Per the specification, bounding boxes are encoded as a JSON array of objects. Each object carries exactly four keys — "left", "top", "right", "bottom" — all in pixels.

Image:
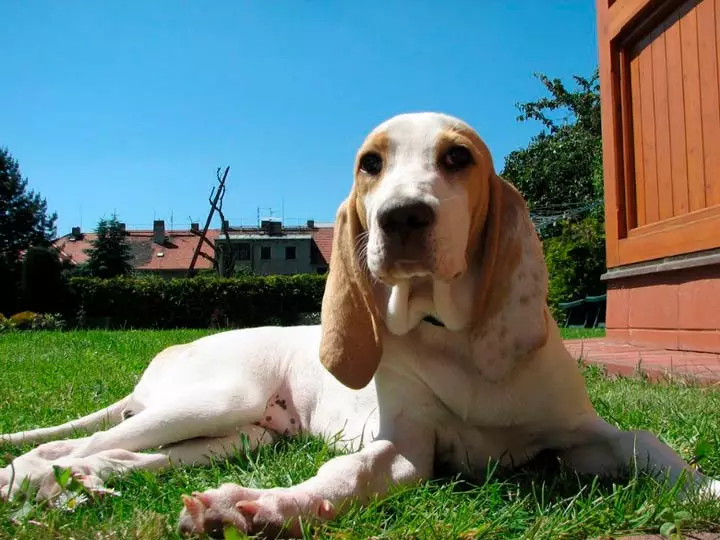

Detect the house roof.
[
  {"left": 311, "top": 227, "right": 333, "bottom": 265},
  {"left": 227, "top": 233, "right": 314, "bottom": 240},
  {"left": 53, "top": 229, "right": 220, "bottom": 272},
  {"left": 52, "top": 224, "right": 336, "bottom": 272}
]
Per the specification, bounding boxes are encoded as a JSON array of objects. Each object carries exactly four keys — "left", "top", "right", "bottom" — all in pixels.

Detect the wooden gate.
[{"left": 597, "top": 0, "right": 720, "bottom": 268}]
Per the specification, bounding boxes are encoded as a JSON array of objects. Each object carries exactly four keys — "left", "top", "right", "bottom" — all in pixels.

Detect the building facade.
[{"left": 596, "top": 0, "right": 720, "bottom": 352}]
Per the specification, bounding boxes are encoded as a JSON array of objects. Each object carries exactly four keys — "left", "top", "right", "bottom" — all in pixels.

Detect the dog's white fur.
[
  {"left": 0, "top": 326, "right": 378, "bottom": 502},
  {"left": 1, "top": 112, "right": 718, "bottom": 538}
]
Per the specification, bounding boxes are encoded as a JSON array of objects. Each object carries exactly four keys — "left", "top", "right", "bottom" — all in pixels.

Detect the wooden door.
[{"left": 597, "top": 0, "right": 720, "bottom": 268}]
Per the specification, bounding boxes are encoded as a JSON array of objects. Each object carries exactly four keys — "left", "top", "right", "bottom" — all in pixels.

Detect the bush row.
[{"left": 55, "top": 275, "right": 327, "bottom": 329}]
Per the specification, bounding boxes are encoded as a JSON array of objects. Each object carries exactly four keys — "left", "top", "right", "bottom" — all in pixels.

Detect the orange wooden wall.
[{"left": 597, "top": 0, "right": 720, "bottom": 268}]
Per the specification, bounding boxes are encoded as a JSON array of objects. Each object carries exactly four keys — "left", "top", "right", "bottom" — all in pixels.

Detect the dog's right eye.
[
  {"left": 359, "top": 152, "right": 383, "bottom": 176},
  {"left": 441, "top": 146, "right": 474, "bottom": 172}
]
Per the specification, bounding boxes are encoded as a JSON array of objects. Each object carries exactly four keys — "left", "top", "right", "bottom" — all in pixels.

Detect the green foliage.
[
  {"left": 502, "top": 70, "right": 602, "bottom": 210},
  {"left": 61, "top": 262, "right": 93, "bottom": 279},
  {"left": 543, "top": 213, "right": 606, "bottom": 320},
  {"left": 233, "top": 264, "right": 255, "bottom": 278},
  {"left": 62, "top": 274, "right": 327, "bottom": 329},
  {"left": 501, "top": 70, "right": 607, "bottom": 313},
  {"left": 20, "top": 246, "right": 66, "bottom": 314},
  {"left": 83, "top": 215, "right": 134, "bottom": 278},
  {"left": 544, "top": 151, "right": 607, "bottom": 319},
  {"left": 0, "top": 147, "right": 57, "bottom": 314}
]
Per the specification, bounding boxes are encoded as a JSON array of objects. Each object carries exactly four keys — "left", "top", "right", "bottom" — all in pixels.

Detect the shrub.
[
  {"left": 540, "top": 149, "right": 607, "bottom": 322},
  {"left": 1, "top": 311, "right": 65, "bottom": 331},
  {"left": 62, "top": 274, "right": 328, "bottom": 329},
  {"left": 21, "top": 245, "right": 66, "bottom": 314},
  {"left": 32, "top": 312, "right": 66, "bottom": 330},
  {"left": 543, "top": 211, "right": 606, "bottom": 321},
  {"left": 8, "top": 310, "right": 39, "bottom": 329}
]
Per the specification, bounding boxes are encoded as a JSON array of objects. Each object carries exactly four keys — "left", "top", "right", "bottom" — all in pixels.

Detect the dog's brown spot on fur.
[
  {"left": 290, "top": 418, "right": 296, "bottom": 425},
  {"left": 265, "top": 416, "right": 272, "bottom": 422},
  {"left": 275, "top": 399, "right": 287, "bottom": 410}
]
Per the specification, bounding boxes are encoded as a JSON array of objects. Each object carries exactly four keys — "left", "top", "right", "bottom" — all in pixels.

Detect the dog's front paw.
[{"left": 178, "top": 483, "right": 335, "bottom": 538}]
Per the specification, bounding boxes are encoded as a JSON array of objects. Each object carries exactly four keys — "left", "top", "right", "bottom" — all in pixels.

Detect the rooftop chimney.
[
  {"left": 119, "top": 223, "right": 126, "bottom": 234},
  {"left": 306, "top": 219, "right": 315, "bottom": 229},
  {"left": 71, "top": 226, "right": 82, "bottom": 239},
  {"left": 190, "top": 222, "right": 199, "bottom": 233},
  {"left": 153, "top": 220, "right": 165, "bottom": 245}
]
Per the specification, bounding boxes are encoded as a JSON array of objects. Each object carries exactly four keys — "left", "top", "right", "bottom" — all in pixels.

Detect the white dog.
[{"left": 2, "top": 112, "right": 718, "bottom": 539}]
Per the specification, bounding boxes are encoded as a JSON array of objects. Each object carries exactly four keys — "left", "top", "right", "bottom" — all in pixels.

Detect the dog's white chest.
[{"left": 382, "top": 324, "right": 566, "bottom": 475}]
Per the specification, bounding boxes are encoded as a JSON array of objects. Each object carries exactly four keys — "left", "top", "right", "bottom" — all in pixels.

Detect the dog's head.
[{"left": 320, "top": 112, "right": 548, "bottom": 389}]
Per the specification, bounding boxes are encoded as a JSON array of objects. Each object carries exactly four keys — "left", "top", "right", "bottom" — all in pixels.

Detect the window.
[
  {"left": 285, "top": 246, "right": 296, "bottom": 260},
  {"left": 261, "top": 246, "right": 271, "bottom": 260},
  {"left": 234, "top": 242, "right": 251, "bottom": 261}
]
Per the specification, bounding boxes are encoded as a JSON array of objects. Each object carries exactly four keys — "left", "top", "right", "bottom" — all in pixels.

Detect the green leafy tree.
[
  {"left": 501, "top": 70, "right": 606, "bottom": 318},
  {"left": 84, "top": 215, "right": 134, "bottom": 278},
  {"left": 0, "top": 147, "right": 57, "bottom": 313},
  {"left": 502, "top": 70, "right": 602, "bottom": 210}
]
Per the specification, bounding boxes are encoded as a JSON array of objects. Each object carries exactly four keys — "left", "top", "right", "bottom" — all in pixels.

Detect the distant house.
[
  {"left": 215, "top": 219, "right": 333, "bottom": 276},
  {"left": 53, "top": 218, "right": 334, "bottom": 278}
]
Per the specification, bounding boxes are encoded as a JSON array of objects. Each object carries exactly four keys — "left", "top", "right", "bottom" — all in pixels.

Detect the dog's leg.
[
  {"left": 4, "top": 426, "right": 275, "bottom": 501},
  {"left": 0, "top": 437, "right": 92, "bottom": 497},
  {"left": 0, "top": 397, "right": 130, "bottom": 446},
  {"left": 67, "top": 393, "right": 269, "bottom": 459},
  {"left": 559, "top": 416, "right": 720, "bottom": 498},
  {"left": 178, "top": 421, "right": 434, "bottom": 538}
]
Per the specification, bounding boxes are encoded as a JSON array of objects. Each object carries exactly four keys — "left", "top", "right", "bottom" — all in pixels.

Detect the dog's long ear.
[
  {"left": 319, "top": 196, "right": 383, "bottom": 390},
  {"left": 468, "top": 173, "right": 549, "bottom": 381}
]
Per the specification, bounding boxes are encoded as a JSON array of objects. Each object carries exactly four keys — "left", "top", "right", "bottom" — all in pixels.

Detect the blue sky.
[{"left": 2, "top": 1, "right": 598, "bottom": 236}]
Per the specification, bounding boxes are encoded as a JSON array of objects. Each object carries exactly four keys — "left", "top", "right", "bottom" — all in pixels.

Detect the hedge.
[{"left": 60, "top": 275, "right": 327, "bottom": 329}]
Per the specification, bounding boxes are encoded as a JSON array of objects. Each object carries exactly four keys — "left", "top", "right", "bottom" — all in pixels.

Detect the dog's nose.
[{"left": 379, "top": 202, "right": 435, "bottom": 236}]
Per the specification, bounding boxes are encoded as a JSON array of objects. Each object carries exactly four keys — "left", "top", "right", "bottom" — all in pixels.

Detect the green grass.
[{"left": 0, "top": 329, "right": 718, "bottom": 539}]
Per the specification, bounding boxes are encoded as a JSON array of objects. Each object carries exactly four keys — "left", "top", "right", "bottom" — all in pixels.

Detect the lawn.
[{"left": 1, "top": 329, "right": 719, "bottom": 539}]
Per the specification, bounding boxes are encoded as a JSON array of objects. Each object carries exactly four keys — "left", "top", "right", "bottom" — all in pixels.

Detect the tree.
[
  {"left": 500, "top": 70, "right": 606, "bottom": 317},
  {"left": 84, "top": 215, "right": 134, "bottom": 278},
  {"left": 0, "top": 147, "right": 57, "bottom": 314},
  {"left": 502, "top": 70, "right": 602, "bottom": 210},
  {"left": 21, "top": 245, "right": 66, "bottom": 313}
]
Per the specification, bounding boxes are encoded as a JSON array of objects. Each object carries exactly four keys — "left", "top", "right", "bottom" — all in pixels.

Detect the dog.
[
  {"left": 174, "top": 112, "right": 720, "bottom": 536},
  {"left": 2, "top": 112, "right": 718, "bottom": 538}
]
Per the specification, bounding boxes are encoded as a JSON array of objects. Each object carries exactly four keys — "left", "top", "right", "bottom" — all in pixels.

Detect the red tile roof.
[
  {"left": 311, "top": 227, "right": 334, "bottom": 265},
  {"left": 54, "top": 229, "right": 220, "bottom": 272},
  {"left": 53, "top": 225, "right": 335, "bottom": 273}
]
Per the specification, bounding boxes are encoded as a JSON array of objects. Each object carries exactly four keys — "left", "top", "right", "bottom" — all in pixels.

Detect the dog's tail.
[{"left": 0, "top": 395, "right": 131, "bottom": 446}]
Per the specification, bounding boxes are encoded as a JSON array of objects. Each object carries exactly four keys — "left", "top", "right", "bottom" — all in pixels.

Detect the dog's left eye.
[
  {"left": 441, "top": 146, "right": 474, "bottom": 172},
  {"left": 359, "top": 152, "right": 383, "bottom": 176}
]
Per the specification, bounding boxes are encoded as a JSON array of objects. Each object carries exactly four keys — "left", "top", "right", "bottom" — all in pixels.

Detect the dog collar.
[{"left": 422, "top": 315, "right": 445, "bottom": 327}]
